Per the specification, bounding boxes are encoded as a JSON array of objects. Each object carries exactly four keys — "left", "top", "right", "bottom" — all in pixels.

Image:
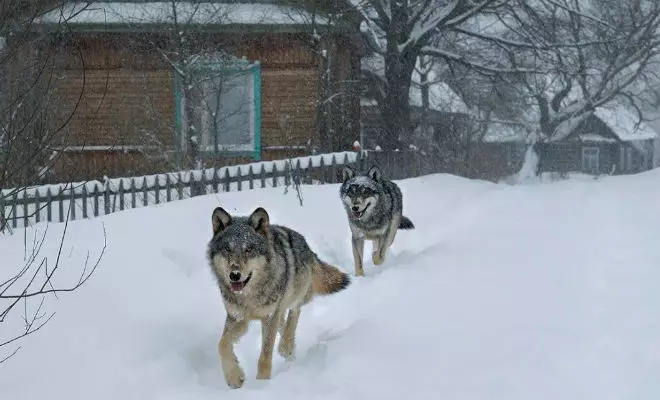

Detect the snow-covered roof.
[
  {"left": 36, "top": 2, "right": 327, "bottom": 27},
  {"left": 577, "top": 134, "right": 616, "bottom": 143},
  {"left": 482, "top": 121, "right": 530, "bottom": 143},
  {"left": 594, "top": 106, "right": 657, "bottom": 142}
]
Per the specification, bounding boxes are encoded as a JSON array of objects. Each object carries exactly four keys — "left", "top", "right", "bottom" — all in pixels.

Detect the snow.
[
  {"left": 594, "top": 106, "right": 657, "bottom": 142},
  {"left": 578, "top": 134, "right": 617, "bottom": 143},
  {"left": 482, "top": 121, "right": 530, "bottom": 143},
  {"left": 37, "top": 2, "right": 327, "bottom": 27},
  {"left": 3, "top": 171, "right": 660, "bottom": 399}
]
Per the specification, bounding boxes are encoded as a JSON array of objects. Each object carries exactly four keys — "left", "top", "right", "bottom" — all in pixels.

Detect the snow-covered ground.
[{"left": 1, "top": 171, "right": 660, "bottom": 400}]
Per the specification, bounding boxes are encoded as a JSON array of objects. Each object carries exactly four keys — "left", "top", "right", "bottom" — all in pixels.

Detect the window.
[
  {"left": 174, "top": 59, "right": 261, "bottom": 160},
  {"left": 581, "top": 146, "right": 600, "bottom": 174}
]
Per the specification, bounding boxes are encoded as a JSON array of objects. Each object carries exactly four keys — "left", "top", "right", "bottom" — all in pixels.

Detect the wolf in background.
[
  {"left": 207, "top": 206, "right": 350, "bottom": 388},
  {"left": 340, "top": 165, "right": 415, "bottom": 276}
]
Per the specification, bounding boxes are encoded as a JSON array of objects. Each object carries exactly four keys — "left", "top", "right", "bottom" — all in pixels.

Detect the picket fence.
[{"left": 1, "top": 151, "right": 369, "bottom": 230}]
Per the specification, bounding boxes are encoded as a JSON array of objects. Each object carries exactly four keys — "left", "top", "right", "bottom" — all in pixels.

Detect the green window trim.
[{"left": 173, "top": 58, "right": 261, "bottom": 162}]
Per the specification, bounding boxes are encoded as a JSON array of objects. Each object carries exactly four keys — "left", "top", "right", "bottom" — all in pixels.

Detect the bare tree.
[
  {"left": 503, "top": 0, "right": 660, "bottom": 173},
  {"left": 353, "top": 0, "right": 523, "bottom": 150},
  {"left": 1, "top": 215, "right": 106, "bottom": 364},
  {"left": 0, "top": 0, "right": 105, "bottom": 364}
]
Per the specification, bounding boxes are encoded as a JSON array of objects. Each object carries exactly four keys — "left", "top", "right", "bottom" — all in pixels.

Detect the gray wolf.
[
  {"left": 206, "top": 206, "right": 350, "bottom": 389},
  {"left": 339, "top": 165, "right": 414, "bottom": 276}
]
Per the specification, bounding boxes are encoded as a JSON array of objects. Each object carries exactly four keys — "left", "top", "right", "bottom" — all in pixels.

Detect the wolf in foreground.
[
  {"left": 340, "top": 165, "right": 415, "bottom": 277},
  {"left": 207, "top": 206, "right": 351, "bottom": 388}
]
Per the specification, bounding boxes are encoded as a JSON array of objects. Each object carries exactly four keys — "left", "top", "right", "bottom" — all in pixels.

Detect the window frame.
[{"left": 173, "top": 59, "right": 261, "bottom": 161}]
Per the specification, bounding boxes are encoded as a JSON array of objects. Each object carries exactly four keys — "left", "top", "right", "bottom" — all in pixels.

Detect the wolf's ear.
[
  {"left": 342, "top": 166, "right": 355, "bottom": 182},
  {"left": 212, "top": 207, "right": 232, "bottom": 235},
  {"left": 367, "top": 165, "right": 382, "bottom": 182},
  {"left": 249, "top": 207, "right": 270, "bottom": 236}
]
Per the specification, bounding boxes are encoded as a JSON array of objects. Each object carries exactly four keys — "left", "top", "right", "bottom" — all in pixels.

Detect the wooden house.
[
  {"left": 3, "top": 0, "right": 361, "bottom": 183},
  {"left": 537, "top": 106, "right": 657, "bottom": 176}
]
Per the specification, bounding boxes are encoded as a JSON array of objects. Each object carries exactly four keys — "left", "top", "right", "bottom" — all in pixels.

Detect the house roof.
[
  {"left": 482, "top": 121, "right": 530, "bottom": 143},
  {"left": 593, "top": 106, "right": 657, "bottom": 142},
  {"left": 34, "top": 1, "right": 340, "bottom": 33}
]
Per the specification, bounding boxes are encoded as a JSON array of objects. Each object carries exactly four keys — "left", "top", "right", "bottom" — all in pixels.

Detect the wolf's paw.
[
  {"left": 278, "top": 339, "right": 296, "bottom": 361},
  {"left": 372, "top": 251, "right": 385, "bottom": 265},
  {"left": 256, "top": 358, "right": 272, "bottom": 380},
  {"left": 224, "top": 364, "right": 245, "bottom": 389}
]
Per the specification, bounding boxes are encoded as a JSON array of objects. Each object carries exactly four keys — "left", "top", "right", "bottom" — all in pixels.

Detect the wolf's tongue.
[
  {"left": 230, "top": 281, "right": 245, "bottom": 292},
  {"left": 353, "top": 211, "right": 362, "bottom": 218}
]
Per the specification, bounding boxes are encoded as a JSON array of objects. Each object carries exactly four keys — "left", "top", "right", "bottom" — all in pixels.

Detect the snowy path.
[{"left": 1, "top": 172, "right": 660, "bottom": 400}]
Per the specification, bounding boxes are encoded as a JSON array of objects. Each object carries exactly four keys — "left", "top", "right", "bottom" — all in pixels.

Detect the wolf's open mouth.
[
  {"left": 230, "top": 272, "right": 252, "bottom": 292},
  {"left": 352, "top": 202, "right": 371, "bottom": 219}
]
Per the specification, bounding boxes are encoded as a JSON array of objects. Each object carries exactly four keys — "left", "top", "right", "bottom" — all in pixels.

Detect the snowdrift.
[{"left": 1, "top": 172, "right": 660, "bottom": 400}]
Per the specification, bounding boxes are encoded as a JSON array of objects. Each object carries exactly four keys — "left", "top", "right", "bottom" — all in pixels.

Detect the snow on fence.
[{"left": 0, "top": 151, "right": 367, "bottom": 230}]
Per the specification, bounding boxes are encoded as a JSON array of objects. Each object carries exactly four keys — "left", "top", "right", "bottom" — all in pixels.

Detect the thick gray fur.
[
  {"left": 339, "top": 165, "right": 414, "bottom": 276},
  {"left": 207, "top": 206, "right": 350, "bottom": 388}
]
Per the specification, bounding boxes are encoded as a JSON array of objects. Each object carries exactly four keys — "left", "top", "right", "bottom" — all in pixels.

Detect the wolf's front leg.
[
  {"left": 278, "top": 307, "right": 301, "bottom": 360},
  {"left": 257, "top": 310, "right": 283, "bottom": 380},
  {"left": 218, "top": 315, "right": 249, "bottom": 389},
  {"left": 374, "top": 214, "right": 401, "bottom": 265},
  {"left": 352, "top": 236, "right": 365, "bottom": 276}
]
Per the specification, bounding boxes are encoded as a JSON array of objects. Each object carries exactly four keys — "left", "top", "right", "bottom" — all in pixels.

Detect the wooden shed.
[{"left": 538, "top": 107, "right": 657, "bottom": 176}]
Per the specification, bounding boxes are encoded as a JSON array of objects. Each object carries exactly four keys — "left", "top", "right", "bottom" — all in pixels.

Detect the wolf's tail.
[
  {"left": 399, "top": 215, "right": 415, "bottom": 230},
  {"left": 312, "top": 259, "right": 351, "bottom": 295}
]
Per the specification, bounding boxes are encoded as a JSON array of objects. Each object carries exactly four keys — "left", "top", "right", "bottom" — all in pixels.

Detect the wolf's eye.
[
  {"left": 245, "top": 245, "right": 253, "bottom": 253},
  {"left": 223, "top": 244, "right": 231, "bottom": 252}
]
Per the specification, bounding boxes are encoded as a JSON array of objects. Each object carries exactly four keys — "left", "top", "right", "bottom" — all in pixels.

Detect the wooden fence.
[
  {"left": 0, "top": 151, "right": 365, "bottom": 230},
  {"left": 0, "top": 149, "right": 439, "bottom": 230}
]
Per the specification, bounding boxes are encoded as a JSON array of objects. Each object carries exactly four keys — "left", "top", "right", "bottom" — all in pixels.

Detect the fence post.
[
  {"left": 319, "top": 155, "right": 326, "bottom": 183},
  {"left": 46, "top": 188, "right": 53, "bottom": 222},
  {"left": 260, "top": 164, "right": 266, "bottom": 188},
  {"left": 223, "top": 168, "right": 230, "bottom": 192},
  {"left": 272, "top": 163, "right": 278, "bottom": 187},
  {"left": 81, "top": 184, "right": 88, "bottom": 219},
  {"left": 104, "top": 180, "right": 111, "bottom": 215},
  {"left": 248, "top": 165, "right": 254, "bottom": 190},
  {"left": 130, "top": 178, "right": 136, "bottom": 209},
  {"left": 69, "top": 185, "right": 76, "bottom": 221},
  {"left": 142, "top": 177, "right": 148, "bottom": 207},
  {"left": 118, "top": 179, "right": 125, "bottom": 210},
  {"left": 177, "top": 172, "right": 184, "bottom": 200},
  {"left": 59, "top": 187, "right": 65, "bottom": 222},
  {"left": 34, "top": 188, "right": 41, "bottom": 224},
  {"left": 294, "top": 159, "right": 302, "bottom": 186},
  {"left": 22, "top": 190, "right": 29, "bottom": 228},
  {"left": 212, "top": 167, "right": 219, "bottom": 193},
  {"left": 166, "top": 174, "right": 172, "bottom": 202},
  {"left": 93, "top": 184, "right": 99, "bottom": 217},
  {"left": 154, "top": 175, "right": 161, "bottom": 204},
  {"left": 283, "top": 161, "right": 291, "bottom": 187}
]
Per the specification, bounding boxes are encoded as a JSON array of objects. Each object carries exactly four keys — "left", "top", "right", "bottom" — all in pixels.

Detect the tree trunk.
[
  {"left": 182, "top": 77, "right": 205, "bottom": 196},
  {"left": 381, "top": 50, "right": 415, "bottom": 150}
]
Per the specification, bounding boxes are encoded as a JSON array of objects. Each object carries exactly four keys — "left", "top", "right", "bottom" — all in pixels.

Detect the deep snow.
[{"left": 1, "top": 171, "right": 660, "bottom": 400}]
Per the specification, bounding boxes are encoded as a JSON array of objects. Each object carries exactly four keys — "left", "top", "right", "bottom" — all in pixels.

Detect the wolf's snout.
[
  {"left": 351, "top": 205, "right": 360, "bottom": 211},
  {"left": 229, "top": 271, "right": 242, "bottom": 282}
]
